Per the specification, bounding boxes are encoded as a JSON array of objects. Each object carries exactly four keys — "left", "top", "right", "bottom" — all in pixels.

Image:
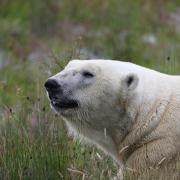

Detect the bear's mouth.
[{"left": 51, "top": 99, "right": 78, "bottom": 109}]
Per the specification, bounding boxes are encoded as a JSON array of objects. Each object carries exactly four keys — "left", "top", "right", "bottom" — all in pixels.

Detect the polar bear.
[{"left": 44, "top": 60, "right": 180, "bottom": 178}]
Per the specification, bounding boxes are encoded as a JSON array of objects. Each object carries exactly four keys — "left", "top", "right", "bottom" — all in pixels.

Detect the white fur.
[{"left": 48, "top": 59, "right": 180, "bottom": 175}]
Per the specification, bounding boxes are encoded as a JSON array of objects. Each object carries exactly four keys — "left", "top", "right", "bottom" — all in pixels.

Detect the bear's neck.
[{"left": 116, "top": 92, "right": 172, "bottom": 165}]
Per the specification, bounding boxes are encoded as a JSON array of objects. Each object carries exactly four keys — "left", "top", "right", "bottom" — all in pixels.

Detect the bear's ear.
[{"left": 122, "top": 73, "right": 139, "bottom": 91}]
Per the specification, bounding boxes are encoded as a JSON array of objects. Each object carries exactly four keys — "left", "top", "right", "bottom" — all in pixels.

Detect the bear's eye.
[{"left": 82, "top": 71, "right": 94, "bottom": 78}]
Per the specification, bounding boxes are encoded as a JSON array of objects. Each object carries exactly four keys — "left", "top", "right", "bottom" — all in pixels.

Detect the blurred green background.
[{"left": 0, "top": 0, "right": 180, "bottom": 179}]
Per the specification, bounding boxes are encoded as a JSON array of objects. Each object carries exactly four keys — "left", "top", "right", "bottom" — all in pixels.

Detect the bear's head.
[{"left": 44, "top": 60, "right": 139, "bottom": 130}]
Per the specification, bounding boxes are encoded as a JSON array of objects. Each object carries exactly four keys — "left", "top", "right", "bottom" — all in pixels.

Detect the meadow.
[{"left": 0, "top": 0, "right": 180, "bottom": 179}]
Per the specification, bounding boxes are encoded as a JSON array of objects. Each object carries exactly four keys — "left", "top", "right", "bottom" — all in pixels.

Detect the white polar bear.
[{"left": 44, "top": 60, "right": 180, "bottom": 178}]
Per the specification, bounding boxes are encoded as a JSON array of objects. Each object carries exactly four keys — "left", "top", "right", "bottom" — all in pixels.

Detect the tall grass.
[
  {"left": 0, "top": 0, "right": 180, "bottom": 179},
  {"left": 0, "top": 60, "right": 117, "bottom": 179}
]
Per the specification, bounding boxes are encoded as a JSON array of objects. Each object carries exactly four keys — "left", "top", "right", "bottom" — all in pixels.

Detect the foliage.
[{"left": 0, "top": 0, "right": 180, "bottom": 179}]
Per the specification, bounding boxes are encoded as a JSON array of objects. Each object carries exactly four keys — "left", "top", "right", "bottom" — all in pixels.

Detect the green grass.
[
  {"left": 0, "top": 61, "right": 117, "bottom": 179},
  {"left": 0, "top": 0, "right": 180, "bottom": 179}
]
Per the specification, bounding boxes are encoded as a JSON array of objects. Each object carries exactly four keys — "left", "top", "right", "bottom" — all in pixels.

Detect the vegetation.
[{"left": 0, "top": 0, "right": 180, "bottom": 179}]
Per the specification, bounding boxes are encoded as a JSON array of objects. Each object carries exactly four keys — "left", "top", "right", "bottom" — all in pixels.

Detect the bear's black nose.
[{"left": 44, "top": 79, "right": 60, "bottom": 91}]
